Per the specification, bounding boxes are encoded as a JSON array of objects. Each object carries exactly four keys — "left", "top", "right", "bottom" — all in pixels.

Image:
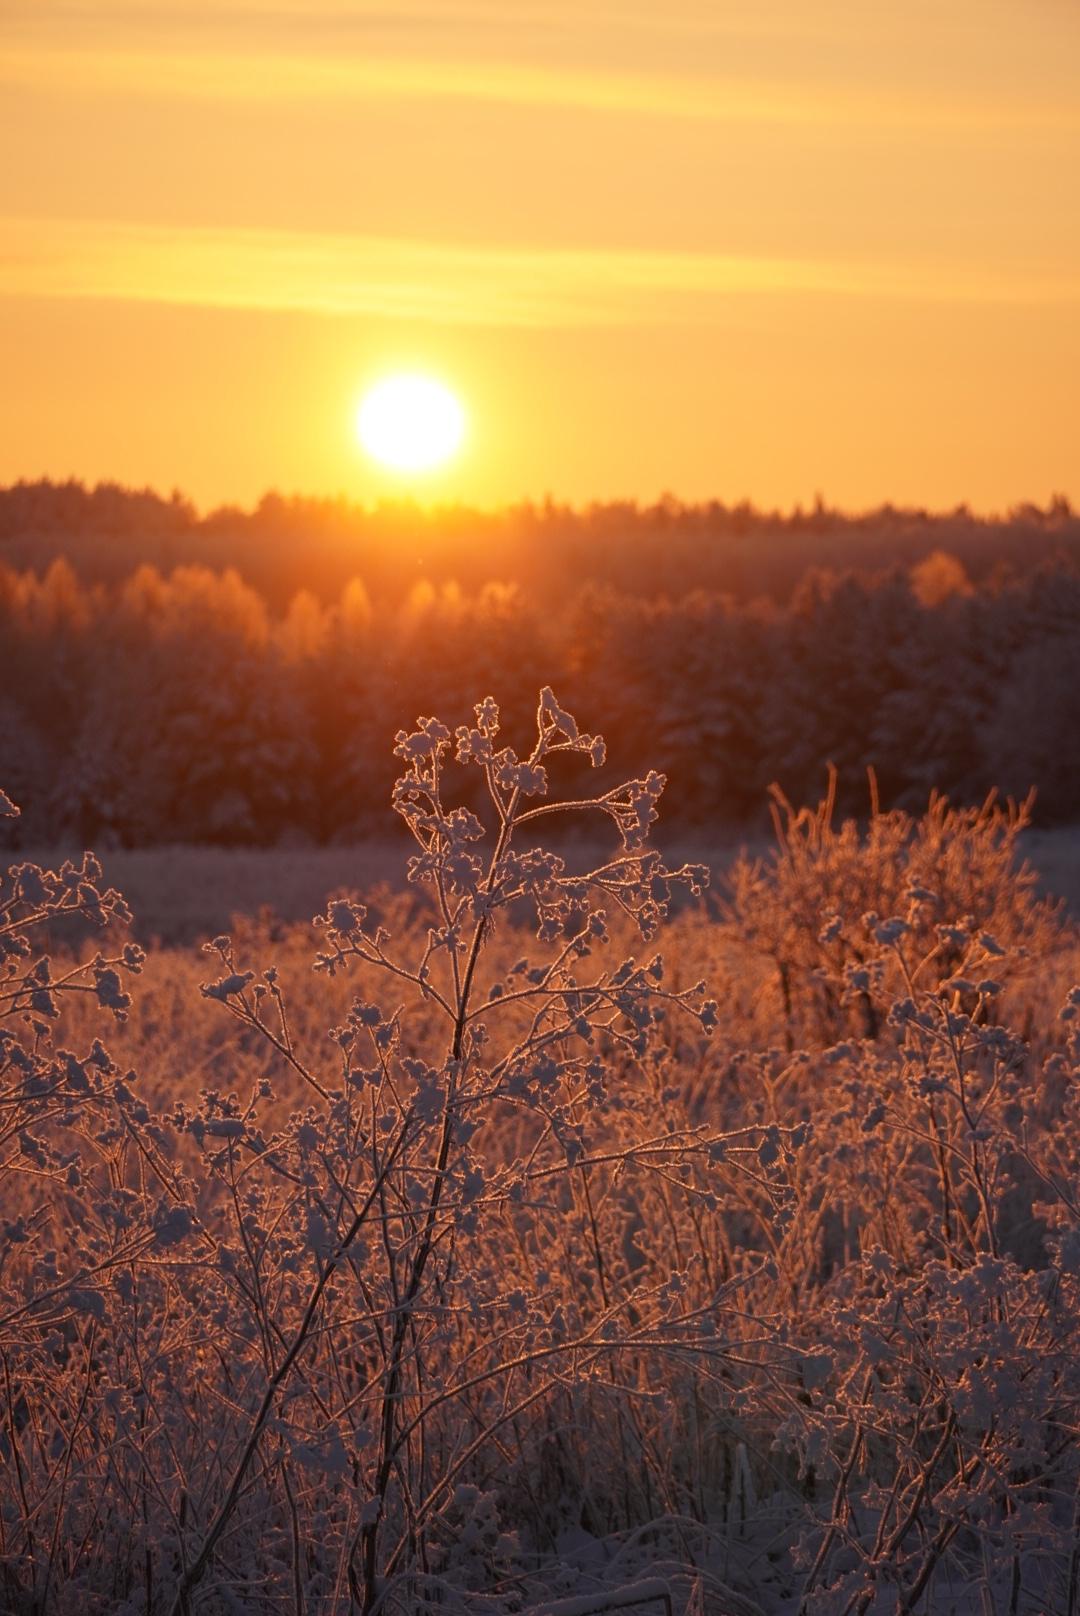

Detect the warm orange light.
[{"left": 356, "top": 374, "right": 466, "bottom": 474}]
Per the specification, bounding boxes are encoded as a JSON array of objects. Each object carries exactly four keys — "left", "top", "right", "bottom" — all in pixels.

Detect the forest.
[{"left": 2, "top": 479, "right": 1080, "bottom": 848}]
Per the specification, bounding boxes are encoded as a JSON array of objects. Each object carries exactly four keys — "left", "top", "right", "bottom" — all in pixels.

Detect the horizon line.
[{"left": 2, "top": 473, "right": 1076, "bottom": 529}]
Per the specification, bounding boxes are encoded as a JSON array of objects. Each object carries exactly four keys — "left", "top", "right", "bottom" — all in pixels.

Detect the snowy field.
[{"left": 15, "top": 823, "right": 1080, "bottom": 944}]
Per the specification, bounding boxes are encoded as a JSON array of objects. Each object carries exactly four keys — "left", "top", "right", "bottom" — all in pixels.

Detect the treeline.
[
  {"left": 2, "top": 539, "right": 1079, "bottom": 845},
  {"left": 2, "top": 477, "right": 1079, "bottom": 612}
]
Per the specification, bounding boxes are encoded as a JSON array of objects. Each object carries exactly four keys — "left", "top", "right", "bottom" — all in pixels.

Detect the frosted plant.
[
  {"left": 0, "top": 785, "right": 147, "bottom": 1322},
  {"left": 0, "top": 788, "right": 153, "bottom": 1613},
  {"left": 746, "top": 824, "right": 1080, "bottom": 1616},
  {"left": 157, "top": 688, "right": 794, "bottom": 1615},
  {"left": 5, "top": 692, "right": 1077, "bottom": 1616}
]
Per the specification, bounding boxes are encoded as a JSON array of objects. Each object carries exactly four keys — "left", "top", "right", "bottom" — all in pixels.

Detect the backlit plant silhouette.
[{"left": 172, "top": 688, "right": 779, "bottom": 1615}]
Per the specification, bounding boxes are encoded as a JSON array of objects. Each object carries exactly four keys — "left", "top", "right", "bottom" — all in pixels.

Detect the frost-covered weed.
[
  {"left": 718, "top": 785, "right": 1080, "bottom": 1615},
  {"left": 2, "top": 709, "right": 1079, "bottom": 1615},
  {"left": 0, "top": 694, "right": 801, "bottom": 1614}
]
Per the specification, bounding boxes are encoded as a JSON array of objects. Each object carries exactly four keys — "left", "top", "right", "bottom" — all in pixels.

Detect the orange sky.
[{"left": 2, "top": 0, "right": 1078, "bottom": 511}]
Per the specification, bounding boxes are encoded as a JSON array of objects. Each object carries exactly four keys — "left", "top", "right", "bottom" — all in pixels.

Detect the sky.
[{"left": 2, "top": 0, "right": 1078, "bottom": 512}]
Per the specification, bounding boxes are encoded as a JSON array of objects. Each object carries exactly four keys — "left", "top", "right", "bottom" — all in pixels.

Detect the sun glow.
[{"left": 356, "top": 374, "right": 466, "bottom": 474}]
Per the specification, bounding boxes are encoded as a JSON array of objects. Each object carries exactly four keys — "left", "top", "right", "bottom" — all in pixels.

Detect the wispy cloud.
[
  {"left": 2, "top": 40, "right": 1077, "bottom": 135},
  {"left": 3, "top": 218, "right": 1076, "bottom": 326}
]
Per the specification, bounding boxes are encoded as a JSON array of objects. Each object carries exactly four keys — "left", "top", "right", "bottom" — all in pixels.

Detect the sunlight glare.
[{"left": 356, "top": 374, "right": 466, "bottom": 474}]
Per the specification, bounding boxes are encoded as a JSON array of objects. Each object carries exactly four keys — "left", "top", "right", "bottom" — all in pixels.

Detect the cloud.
[
  {"left": 3, "top": 37, "right": 1078, "bottom": 134},
  {"left": 3, "top": 218, "right": 1076, "bottom": 327}
]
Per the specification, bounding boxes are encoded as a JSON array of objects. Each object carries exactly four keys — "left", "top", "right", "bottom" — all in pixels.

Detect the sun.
[{"left": 356, "top": 374, "right": 466, "bottom": 474}]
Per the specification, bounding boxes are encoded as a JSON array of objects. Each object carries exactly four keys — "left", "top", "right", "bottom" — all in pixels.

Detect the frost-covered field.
[{"left": 3, "top": 696, "right": 1080, "bottom": 1615}]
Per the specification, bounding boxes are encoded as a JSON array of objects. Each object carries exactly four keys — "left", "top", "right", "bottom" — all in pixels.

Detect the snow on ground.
[{"left": 17, "top": 824, "right": 1080, "bottom": 944}]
